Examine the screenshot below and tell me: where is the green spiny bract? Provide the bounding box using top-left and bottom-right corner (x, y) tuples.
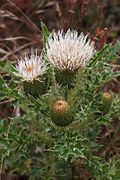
(23, 77), (48, 97)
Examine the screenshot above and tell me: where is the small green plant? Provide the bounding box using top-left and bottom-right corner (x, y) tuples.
(0, 23), (120, 179)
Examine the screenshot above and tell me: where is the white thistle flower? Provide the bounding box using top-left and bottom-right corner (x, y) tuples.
(46, 29), (96, 71)
(17, 50), (46, 82)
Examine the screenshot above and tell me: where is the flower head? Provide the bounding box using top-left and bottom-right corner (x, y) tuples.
(102, 92), (112, 103)
(52, 100), (69, 115)
(46, 29), (95, 71)
(17, 50), (46, 82)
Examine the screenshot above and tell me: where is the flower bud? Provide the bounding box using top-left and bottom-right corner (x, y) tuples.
(102, 92), (112, 103)
(51, 100), (74, 127)
(98, 92), (112, 115)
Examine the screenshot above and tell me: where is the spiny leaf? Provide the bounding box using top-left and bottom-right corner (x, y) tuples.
(41, 22), (50, 44)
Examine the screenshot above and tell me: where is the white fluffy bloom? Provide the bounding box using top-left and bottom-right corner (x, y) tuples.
(46, 29), (96, 71)
(17, 50), (46, 82)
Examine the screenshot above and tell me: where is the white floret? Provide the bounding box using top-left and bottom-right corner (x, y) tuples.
(46, 29), (96, 71)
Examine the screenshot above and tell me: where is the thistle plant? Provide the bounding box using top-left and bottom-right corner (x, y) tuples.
(0, 24), (120, 179)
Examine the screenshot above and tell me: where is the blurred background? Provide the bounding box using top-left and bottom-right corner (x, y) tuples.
(0, 0), (120, 62)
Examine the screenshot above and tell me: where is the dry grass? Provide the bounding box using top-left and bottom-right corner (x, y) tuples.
(0, 0), (120, 62)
